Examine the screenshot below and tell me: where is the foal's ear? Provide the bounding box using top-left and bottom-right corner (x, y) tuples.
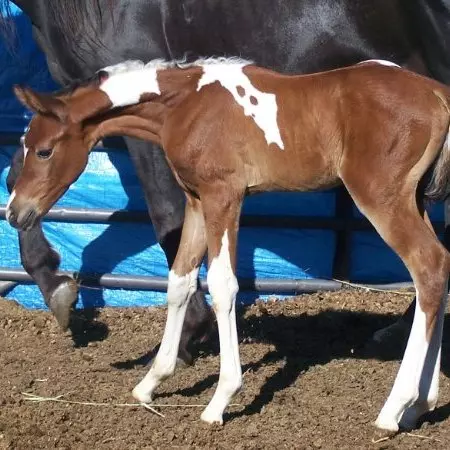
(13, 86), (67, 120)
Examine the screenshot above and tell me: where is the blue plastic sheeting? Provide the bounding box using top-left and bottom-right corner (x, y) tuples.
(0, 6), (56, 133)
(0, 147), (337, 309)
(0, 5), (445, 311)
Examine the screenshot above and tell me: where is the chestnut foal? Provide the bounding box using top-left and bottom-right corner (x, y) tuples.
(6, 58), (450, 433)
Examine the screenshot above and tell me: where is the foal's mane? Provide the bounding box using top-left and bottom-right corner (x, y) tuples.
(56, 56), (253, 96)
(107, 56), (253, 72)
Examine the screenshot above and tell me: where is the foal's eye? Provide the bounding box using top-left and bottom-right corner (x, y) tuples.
(36, 149), (53, 160)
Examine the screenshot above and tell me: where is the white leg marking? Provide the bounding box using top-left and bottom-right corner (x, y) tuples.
(132, 267), (199, 403)
(399, 287), (447, 429)
(197, 63), (284, 149)
(5, 190), (16, 223)
(375, 287), (447, 432)
(201, 230), (241, 424)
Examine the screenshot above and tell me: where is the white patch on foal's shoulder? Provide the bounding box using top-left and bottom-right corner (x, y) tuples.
(358, 59), (401, 68)
(197, 62), (284, 149)
(99, 60), (161, 108)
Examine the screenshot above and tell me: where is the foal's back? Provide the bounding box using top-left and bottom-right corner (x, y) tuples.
(164, 63), (450, 195)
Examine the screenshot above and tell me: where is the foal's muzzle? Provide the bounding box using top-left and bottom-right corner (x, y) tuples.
(6, 200), (39, 231)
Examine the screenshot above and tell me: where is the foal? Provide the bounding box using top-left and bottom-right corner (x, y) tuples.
(7, 58), (450, 433)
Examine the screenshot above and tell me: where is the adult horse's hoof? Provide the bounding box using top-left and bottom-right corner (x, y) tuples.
(371, 319), (410, 345)
(48, 276), (78, 331)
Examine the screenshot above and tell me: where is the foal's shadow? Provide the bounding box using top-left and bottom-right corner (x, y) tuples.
(115, 308), (450, 425)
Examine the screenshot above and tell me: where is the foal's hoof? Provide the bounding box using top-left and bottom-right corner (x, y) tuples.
(176, 357), (190, 369)
(177, 347), (194, 367)
(200, 408), (224, 425)
(399, 401), (435, 431)
(372, 416), (399, 442)
(371, 427), (398, 443)
(48, 277), (78, 331)
(132, 386), (153, 404)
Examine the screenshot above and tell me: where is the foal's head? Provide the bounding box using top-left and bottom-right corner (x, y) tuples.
(6, 84), (110, 230)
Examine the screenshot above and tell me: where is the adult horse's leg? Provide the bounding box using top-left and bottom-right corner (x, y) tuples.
(372, 297), (415, 344)
(6, 147), (78, 329)
(133, 195), (207, 402)
(125, 138), (215, 364)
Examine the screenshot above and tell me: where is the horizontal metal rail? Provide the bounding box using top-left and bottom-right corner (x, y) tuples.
(0, 205), (444, 231)
(0, 267), (413, 293)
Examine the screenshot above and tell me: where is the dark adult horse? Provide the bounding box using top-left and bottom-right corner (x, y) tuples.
(2, 0), (450, 360)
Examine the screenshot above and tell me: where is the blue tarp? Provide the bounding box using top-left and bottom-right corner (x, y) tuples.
(0, 5), (443, 310)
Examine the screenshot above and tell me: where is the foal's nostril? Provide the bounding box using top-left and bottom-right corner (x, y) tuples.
(6, 208), (17, 227)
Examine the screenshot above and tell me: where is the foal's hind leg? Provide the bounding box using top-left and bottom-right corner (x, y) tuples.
(344, 183), (449, 433)
(132, 195), (207, 403)
(372, 211), (437, 345)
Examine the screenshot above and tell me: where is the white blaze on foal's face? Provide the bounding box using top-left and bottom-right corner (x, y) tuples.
(100, 60), (161, 107)
(197, 62), (284, 149)
(21, 126), (30, 164)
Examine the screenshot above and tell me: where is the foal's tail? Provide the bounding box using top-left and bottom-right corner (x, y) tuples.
(424, 91), (450, 202)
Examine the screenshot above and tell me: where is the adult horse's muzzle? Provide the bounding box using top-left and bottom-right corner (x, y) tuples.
(6, 194), (40, 231)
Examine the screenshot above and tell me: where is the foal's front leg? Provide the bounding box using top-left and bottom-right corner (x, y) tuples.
(132, 196), (207, 402)
(126, 138), (214, 364)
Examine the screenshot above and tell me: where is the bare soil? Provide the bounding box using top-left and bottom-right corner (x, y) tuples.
(1, 289), (449, 449)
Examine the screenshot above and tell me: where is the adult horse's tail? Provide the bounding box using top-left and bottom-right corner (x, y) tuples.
(425, 91), (450, 202)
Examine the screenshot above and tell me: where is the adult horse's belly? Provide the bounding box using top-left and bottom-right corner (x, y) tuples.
(34, 0), (424, 86)
(161, 0), (419, 73)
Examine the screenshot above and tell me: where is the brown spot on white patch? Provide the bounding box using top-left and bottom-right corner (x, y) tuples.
(236, 85), (246, 97)
(250, 95), (258, 105)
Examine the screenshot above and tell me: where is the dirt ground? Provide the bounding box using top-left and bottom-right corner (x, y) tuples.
(1, 289), (450, 449)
